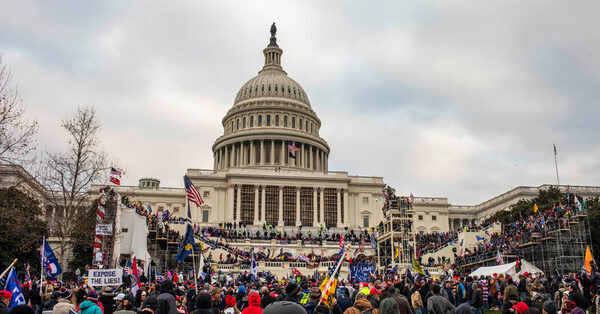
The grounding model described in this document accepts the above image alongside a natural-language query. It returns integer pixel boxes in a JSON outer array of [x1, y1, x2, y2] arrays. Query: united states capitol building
[[97, 27, 600, 235]]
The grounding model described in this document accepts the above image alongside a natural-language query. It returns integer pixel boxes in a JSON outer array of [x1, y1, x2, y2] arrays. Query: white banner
[[88, 269, 123, 286], [95, 224, 113, 235]]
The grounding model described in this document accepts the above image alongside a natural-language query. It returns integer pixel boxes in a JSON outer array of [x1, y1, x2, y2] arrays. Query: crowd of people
[[4, 267, 600, 314]]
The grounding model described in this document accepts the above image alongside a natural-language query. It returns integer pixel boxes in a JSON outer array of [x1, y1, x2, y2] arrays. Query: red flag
[[293, 267, 303, 277], [173, 271, 178, 283], [131, 257, 140, 295], [110, 177, 121, 185]]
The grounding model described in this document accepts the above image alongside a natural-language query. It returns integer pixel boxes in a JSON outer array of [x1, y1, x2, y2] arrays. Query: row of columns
[[227, 185, 348, 227], [449, 218, 477, 230], [214, 140, 328, 172]]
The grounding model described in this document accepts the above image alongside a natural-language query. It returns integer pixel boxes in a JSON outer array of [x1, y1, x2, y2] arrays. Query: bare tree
[[0, 56, 38, 164], [41, 106, 111, 264]]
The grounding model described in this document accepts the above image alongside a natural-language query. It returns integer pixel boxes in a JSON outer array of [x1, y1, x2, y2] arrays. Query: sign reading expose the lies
[[88, 269, 123, 286]]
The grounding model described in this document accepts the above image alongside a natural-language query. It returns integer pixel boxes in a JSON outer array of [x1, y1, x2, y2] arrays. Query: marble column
[[280, 140, 285, 166], [236, 186, 241, 224], [228, 185, 234, 220], [250, 141, 255, 165], [336, 189, 341, 227], [254, 185, 259, 225], [278, 186, 284, 226], [240, 142, 245, 166], [296, 187, 301, 226], [230, 144, 235, 167], [309, 146, 314, 170], [301, 143, 305, 168], [224, 146, 229, 169], [343, 189, 349, 226], [320, 188, 325, 226], [313, 188, 318, 226], [260, 140, 265, 165], [270, 140, 275, 165], [261, 187, 266, 224]]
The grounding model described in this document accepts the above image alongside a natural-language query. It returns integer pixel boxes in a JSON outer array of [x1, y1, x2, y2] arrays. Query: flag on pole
[[184, 175, 204, 207], [585, 246, 594, 274], [3, 268, 25, 308], [411, 254, 426, 276], [109, 177, 121, 185], [554, 144, 557, 155], [110, 167, 122, 177], [23, 263, 32, 288], [394, 248, 399, 259], [566, 186, 570, 201], [175, 224, 196, 263], [574, 194, 581, 210], [131, 257, 140, 296], [496, 250, 504, 265], [409, 193, 415, 203], [41, 238, 63, 278], [287, 141, 300, 152]]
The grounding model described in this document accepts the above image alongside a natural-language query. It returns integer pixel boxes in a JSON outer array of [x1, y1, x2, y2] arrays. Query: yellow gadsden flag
[[533, 204, 538, 213], [585, 245, 594, 274]]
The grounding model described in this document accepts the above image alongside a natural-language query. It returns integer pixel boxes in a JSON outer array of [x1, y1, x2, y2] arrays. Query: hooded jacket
[[53, 299, 76, 314], [241, 293, 262, 314], [343, 298, 379, 314], [78, 300, 103, 314]]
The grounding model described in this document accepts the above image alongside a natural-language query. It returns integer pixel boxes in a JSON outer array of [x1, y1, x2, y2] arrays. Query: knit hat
[[571, 308, 585, 314], [114, 293, 126, 301], [87, 290, 99, 301], [225, 295, 236, 307], [238, 285, 247, 295], [512, 302, 529, 314], [59, 287, 72, 299], [51, 291, 61, 299], [0, 290, 12, 301], [284, 283, 301, 296], [563, 300, 576, 313], [309, 287, 321, 299]]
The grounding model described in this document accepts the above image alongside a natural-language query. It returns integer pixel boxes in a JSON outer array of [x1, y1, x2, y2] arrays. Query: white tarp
[[113, 206, 151, 268], [469, 259, 543, 278]]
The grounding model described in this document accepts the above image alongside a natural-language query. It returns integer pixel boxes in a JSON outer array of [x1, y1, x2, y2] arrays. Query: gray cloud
[[0, 0, 598, 205]]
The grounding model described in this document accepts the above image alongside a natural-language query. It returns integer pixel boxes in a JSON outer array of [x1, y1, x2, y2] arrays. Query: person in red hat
[[512, 301, 529, 314], [241, 293, 261, 314], [223, 295, 238, 314], [0, 290, 12, 314]]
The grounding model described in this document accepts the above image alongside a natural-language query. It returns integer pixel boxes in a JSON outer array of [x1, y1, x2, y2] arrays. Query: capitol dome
[[212, 24, 330, 172]]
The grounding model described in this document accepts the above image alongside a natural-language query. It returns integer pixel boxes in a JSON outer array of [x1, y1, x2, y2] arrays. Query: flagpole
[[317, 243, 349, 306], [41, 236, 45, 309], [0, 258, 18, 281], [554, 144, 560, 185]]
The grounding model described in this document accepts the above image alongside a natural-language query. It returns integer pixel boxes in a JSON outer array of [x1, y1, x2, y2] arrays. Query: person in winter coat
[[426, 285, 455, 314], [193, 293, 212, 314], [411, 288, 424, 314], [240, 293, 261, 314], [567, 283, 588, 310], [157, 280, 179, 314], [303, 287, 322, 314], [258, 288, 276, 309], [44, 292, 61, 311], [335, 288, 352, 313], [77, 291, 103, 314], [343, 293, 378, 314], [440, 282, 455, 306], [53, 288, 76, 314], [504, 279, 519, 302], [380, 298, 400, 314], [470, 283, 483, 314], [210, 287, 223, 314], [98, 288, 115, 314], [390, 289, 412, 314]]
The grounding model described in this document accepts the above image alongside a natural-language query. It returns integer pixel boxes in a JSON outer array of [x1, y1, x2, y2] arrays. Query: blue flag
[[476, 235, 485, 241], [175, 224, 196, 263], [4, 268, 25, 307], [41, 238, 62, 278]]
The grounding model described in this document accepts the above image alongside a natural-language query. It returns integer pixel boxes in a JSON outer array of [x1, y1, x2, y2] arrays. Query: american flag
[[298, 254, 310, 263], [184, 175, 204, 207], [287, 141, 299, 152], [110, 177, 121, 185], [410, 193, 415, 203], [496, 250, 504, 265], [110, 167, 122, 177], [24, 263, 32, 287]]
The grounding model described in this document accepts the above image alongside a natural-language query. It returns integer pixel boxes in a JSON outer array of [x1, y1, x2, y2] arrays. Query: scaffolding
[[376, 197, 414, 273], [145, 219, 200, 275], [456, 210, 592, 275]]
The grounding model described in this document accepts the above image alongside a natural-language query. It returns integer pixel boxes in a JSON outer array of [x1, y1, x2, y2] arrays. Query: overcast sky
[[1, 1, 599, 205]]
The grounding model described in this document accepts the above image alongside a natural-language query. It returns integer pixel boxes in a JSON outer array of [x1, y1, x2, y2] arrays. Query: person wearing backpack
[[426, 284, 455, 314], [343, 292, 378, 314]]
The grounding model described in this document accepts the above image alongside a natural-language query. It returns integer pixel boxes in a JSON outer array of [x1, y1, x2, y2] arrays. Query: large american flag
[[184, 175, 204, 207], [288, 141, 299, 152]]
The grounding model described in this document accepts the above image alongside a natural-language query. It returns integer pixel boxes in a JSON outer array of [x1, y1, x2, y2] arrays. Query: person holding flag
[[41, 237, 63, 280], [2, 267, 25, 308]]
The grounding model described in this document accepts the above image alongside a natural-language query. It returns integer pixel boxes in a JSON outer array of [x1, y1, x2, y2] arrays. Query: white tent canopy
[[469, 260, 543, 278]]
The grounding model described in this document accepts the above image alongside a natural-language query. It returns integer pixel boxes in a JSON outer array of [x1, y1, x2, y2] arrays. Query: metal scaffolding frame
[[376, 197, 414, 273]]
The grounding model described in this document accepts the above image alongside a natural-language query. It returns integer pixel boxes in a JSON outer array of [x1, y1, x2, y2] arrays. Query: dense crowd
[[4, 267, 600, 314]]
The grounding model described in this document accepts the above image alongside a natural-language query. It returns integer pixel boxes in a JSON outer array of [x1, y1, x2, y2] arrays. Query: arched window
[[305, 120, 308, 131], [243, 117, 246, 128], [292, 117, 296, 128], [250, 116, 254, 127], [261, 85, 264, 92], [299, 118, 303, 130], [258, 115, 262, 126], [275, 115, 279, 126], [266, 115, 271, 126], [275, 85, 278, 92], [284, 116, 288, 127], [268, 84, 271, 92], [236, 119, 239, 130]]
